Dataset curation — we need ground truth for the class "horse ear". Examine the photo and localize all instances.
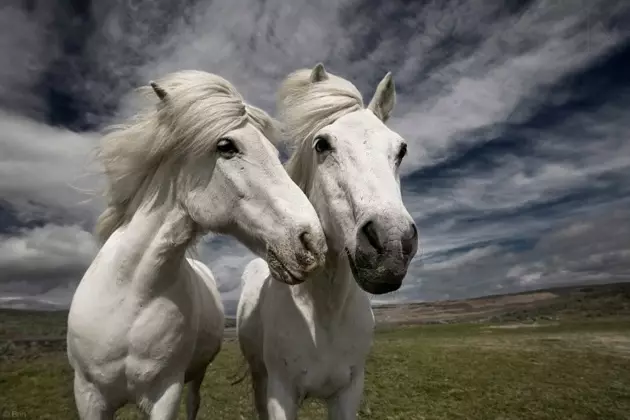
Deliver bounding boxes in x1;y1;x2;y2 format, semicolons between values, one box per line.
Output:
310;63;329;83
368;72;396;122
150;81;168;101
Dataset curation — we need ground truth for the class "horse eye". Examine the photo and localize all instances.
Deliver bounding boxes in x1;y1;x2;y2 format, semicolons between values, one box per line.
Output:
396;143;407;163
217;138;238;158
313;136;332;154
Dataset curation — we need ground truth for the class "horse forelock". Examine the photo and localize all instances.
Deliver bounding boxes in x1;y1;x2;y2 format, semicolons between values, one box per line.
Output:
278;68;364;191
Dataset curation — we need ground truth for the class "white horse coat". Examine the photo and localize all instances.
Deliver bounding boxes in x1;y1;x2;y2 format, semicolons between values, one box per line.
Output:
237;64;419;420
67;70;327;420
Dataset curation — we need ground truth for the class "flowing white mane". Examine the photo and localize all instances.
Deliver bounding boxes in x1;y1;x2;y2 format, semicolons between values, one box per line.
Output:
278;68;364;190
95;70;278;243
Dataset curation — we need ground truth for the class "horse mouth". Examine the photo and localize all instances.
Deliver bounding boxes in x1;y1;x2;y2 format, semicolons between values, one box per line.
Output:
345;248;370;290
345;248;401;295
267;247;306;285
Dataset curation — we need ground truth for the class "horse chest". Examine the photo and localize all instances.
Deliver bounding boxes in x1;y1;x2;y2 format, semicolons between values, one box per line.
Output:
303;368;351;398
291;332;369;398
298;352;355;398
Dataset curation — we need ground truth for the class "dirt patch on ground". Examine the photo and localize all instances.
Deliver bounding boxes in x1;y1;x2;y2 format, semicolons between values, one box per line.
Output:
484;322;559;330
373;290;563;325
439;331;630;357
586;333;630;355
467;292;559;309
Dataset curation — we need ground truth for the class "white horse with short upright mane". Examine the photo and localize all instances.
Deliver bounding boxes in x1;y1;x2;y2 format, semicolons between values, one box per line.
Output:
237;63;419;419
66;70;327;420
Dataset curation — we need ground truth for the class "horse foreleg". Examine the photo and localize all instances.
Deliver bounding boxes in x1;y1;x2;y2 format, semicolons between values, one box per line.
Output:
73;372;115;420
251;367;269;420
142;377;185;420
186;369;206;420
266;374;298;420
326;368;365;420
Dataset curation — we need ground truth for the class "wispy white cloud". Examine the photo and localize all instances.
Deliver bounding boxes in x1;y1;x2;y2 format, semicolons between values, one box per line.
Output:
0;224;98;295
392;0;629;174
111;0;355;115
405;90;630;224
0;111;103;223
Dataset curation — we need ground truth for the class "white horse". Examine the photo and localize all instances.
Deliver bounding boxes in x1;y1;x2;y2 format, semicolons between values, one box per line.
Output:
66;70;327;420
236;63;419;419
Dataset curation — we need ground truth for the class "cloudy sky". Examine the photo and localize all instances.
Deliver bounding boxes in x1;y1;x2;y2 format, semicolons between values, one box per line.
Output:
1;0;629;313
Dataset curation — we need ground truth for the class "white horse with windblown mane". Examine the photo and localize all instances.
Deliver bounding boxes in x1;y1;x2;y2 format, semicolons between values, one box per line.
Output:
237;63;419;419
66;70;327;420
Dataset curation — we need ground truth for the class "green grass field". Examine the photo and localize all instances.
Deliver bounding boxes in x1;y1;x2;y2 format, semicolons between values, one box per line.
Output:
1;319;629;419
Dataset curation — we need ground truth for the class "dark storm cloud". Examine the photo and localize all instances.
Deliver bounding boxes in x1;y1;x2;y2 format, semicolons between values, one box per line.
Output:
0;1;59;119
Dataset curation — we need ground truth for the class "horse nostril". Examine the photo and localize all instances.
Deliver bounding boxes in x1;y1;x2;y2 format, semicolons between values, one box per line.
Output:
298;230;321;272
410;223;418;239
402;223;418;255
361;220;384;253
299;230;318;256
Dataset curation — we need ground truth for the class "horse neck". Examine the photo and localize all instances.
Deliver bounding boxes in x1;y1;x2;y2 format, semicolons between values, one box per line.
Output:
113;167;196;299
286;137;364;320
292;205;363;322
292;248;362;323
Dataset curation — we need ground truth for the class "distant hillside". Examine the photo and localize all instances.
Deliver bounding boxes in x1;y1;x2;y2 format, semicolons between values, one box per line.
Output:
373;281;630;326
0;296;68;311
2;282;629;343
0;308;68;340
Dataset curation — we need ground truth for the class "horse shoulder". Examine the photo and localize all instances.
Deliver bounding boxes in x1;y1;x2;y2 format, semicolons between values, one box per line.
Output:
243;257;270;289
186;258;224;328
240;257;299;326
236;258;270;357
237;257;269;317
187;258;220;298
67;231;134;368
180;259;224;377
